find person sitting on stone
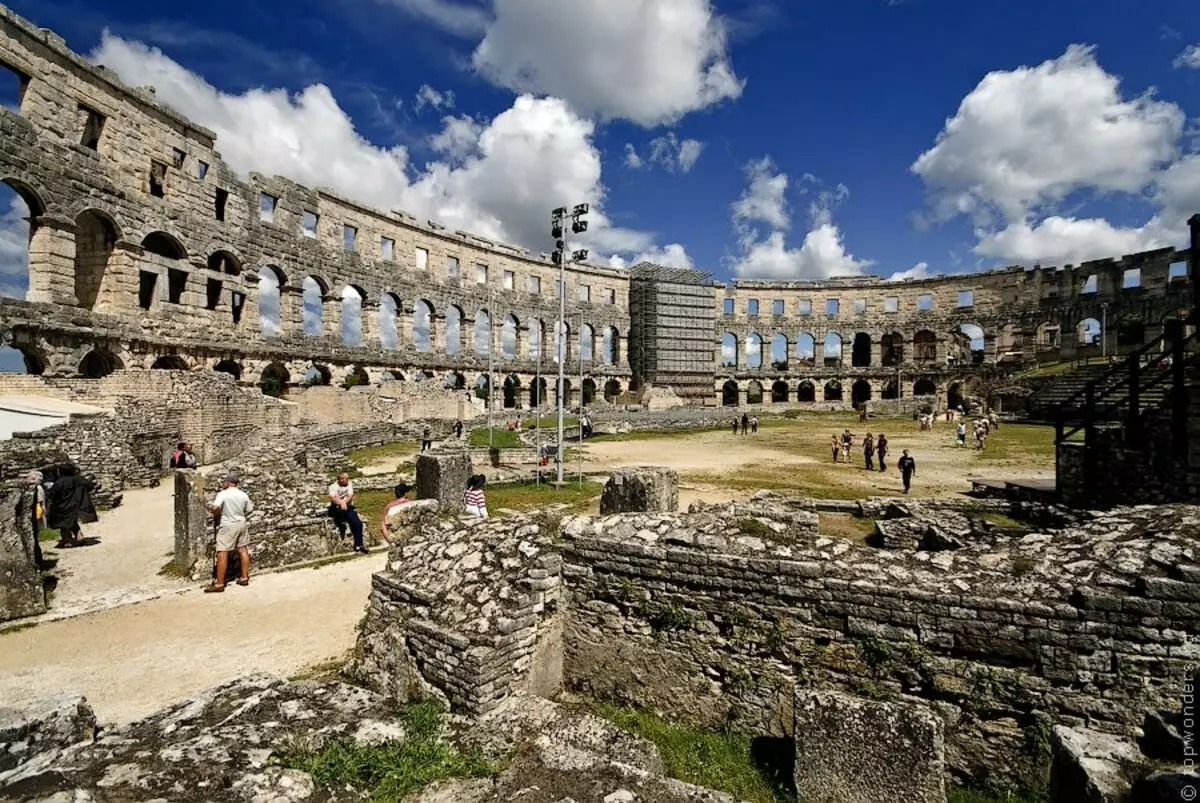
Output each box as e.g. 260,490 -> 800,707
379,482 -> 412,544
463,474 -> 488,518
327,472 -> 366,553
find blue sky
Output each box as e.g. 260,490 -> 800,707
2,0 -> 1200,302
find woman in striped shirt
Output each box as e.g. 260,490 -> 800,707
463,475 -> 488,518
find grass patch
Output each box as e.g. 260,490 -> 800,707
819,512 -> 876,543
524,415 -> 579,430
279,700 -> 494,800
689,463 -> 882,501
469,428 -> 524,449
976,511 -> 1028,529
158,561 -> 191,579
586,427 -> 725,443
487,479 -> 604,516
738,518 -> 772,537
973,424 -> 1056,463
1,621 -> 39,635
38,528 -> 60,542
289,653 -> 350,682
588,703 -> 793,803
346,441 -> 419,467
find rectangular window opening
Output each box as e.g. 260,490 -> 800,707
723,298 -> 734,315
78,104 -> 105,150
772,299 -> 784,316
380,236 -> 395,261
167,268 -> 187,304
149,161 -> 167,198
825,298 -> 839,316
197,160 -> 209,180
446,256 -> 459,278
301,210 -> 319,238
415,247 -> 428,271
957,290 -> 974,308
798,299 -> 812,316
918,294 -> 933,311
854,299 -> 867,315
344,225 -> 358,252
1168,261 -> 1188,282
231,291 -> 245,324
259,192 -> 277,223
1122,268 -> 1141,289
555,279 -> 563,297
748,299 -> 760,315
503,270 -> 515,290
0,61 -> 31,113
138,271 -> 157,310
884,296 -> 899,313
1081,275 -> 1097,294
605,288 -> 615,305
206,278 -> 222,310
214,188 -> 228,222
529,275 -> 541,294
171,147 -> 186,170
578,283 -> 590,302
477,264 -> 488,285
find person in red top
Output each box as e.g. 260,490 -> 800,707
463,475 -> 488,518
379,482 -> 412,544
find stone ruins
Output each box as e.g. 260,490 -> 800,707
1,3 -> 1199,802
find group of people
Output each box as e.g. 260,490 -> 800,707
830,430 -> 917,492
956,416 -> 995,449
168,443 -> 197,468
731,413 -> 759,435
22,463 -> 99,561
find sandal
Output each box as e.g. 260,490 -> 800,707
203,584 -> 225,593
236,578 -> 249,586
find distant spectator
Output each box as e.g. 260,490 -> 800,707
464,474 -> 488,518
169,442 -> 196,469
421,426 -> 433,452
876,434 -> 889,472
732,417 -> 739,436
898,450 -> 917,494
23,470 -> 46,568
328,472 -> 366,553
379,482 -> 412,544
831,434 -> 841,463
750,416 -> 758,434
863,433 -> 875,471
740,413 -> 749,435
47,464 -> 98,549
956,421 -> 967,447
453,421 -> 464,439
205,475 -> 253,592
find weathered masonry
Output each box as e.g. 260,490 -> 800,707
0,3 -> 1193,412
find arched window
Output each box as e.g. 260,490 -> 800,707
770,333 -> 788,368
721,379 -> 739,406
413,300 -> 434,352
721,333 -> 738,368
796,333 -> 815,366
378,293 -> 400,349
797,381 -> 816,403
746,334 -> 763,369
528,318 -> 543,360
340,286 -> 364,346
301,276 -> 327,336
445,305 -> 462,355
824,333 -> 843,368
258,266 -> 285,337
501,314 -> 519,358
580,324 -> 595,362
851,333 -> 871,367
474,309 -> 491,356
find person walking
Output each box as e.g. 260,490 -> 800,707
453,421 -> 463,439
956,421 -> 967,447
740,413 -> 749,435
832,434 -> 841,463
841,429 -> 853,462
421,426 -> 433,452
46,464 -> 98,548
750,416 -> 758,434
464,475 -> 488,518
863,433 -> 875,471
22,470 -> 46,569
379,482 -> 412,544
898,450 -> 917,494
328,473 -> 367,553
732,417 -> 739,436
876,434 -> 889,472
204,475 -> 253,592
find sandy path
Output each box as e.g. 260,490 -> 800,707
0,552 -> 383,725
580,434 -> 819,473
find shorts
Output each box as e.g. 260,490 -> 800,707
216,521 -> 250,551
464,504 -> 488,518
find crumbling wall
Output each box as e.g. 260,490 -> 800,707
0,483 -> 46,622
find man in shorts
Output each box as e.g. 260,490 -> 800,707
205,475 -> 253,593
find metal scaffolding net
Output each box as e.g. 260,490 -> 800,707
628,263 -> 717,399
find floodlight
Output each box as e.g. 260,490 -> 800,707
572,219 -> 588,234
572,249 -> 588,262
552,206 -> 568,217
572,203 -> 589,216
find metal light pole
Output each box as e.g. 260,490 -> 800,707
550,204 -> 589,484
1101,303 -> 1108,359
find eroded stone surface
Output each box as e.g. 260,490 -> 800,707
599,467 -> 679,515
0,695 -> 95,775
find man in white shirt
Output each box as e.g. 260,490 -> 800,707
205,475 -> 254,593
328,473 -> 366,553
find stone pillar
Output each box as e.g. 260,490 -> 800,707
173,470 -> 212,579
794,690 -> 946,803
0,486 -> 46,623
415,452 -> 473,511
26,215 -> 78,306
357,301 -> 373,347
599,466 -> 679,514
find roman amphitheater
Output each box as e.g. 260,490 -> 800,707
3,5 -> 1200,803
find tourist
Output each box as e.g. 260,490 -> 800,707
831,434 -> 840,462
988,411 -> 999,430
453,421 -> 464,439
379,482 -> 412,544
464,474 -> 488,518
204,475 -> 253,592
750,416 -> 758,434
421,426 -> 433,452
863,433 -> 875,471
328,472 -> 367,553
169,442 -> 197,469
23,470 -> 46,568
46,464 -> 98,549
876,434 -> 889,471
898,450 -> 916,494
740,413 -> 749,435
841,429 -> 853,462
732,417 -> 740,436
955,421 -> 967,447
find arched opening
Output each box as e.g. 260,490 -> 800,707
913,378 -> 937,397
528,318 -> 544,360
881,332 -> 903,366
344,365 -> 369,387
580,323 -> 595,362
795,333 -> 815,367
720,333 -> 738,368
851,379 -> 872,408
78,348 -> 123,378
770,333 -> 788,369
0,183 -> 40,341
444,371 -> 466,390
948,382 -> 964,411
503,374 -> 520,409
1077,317 -> 1101,347
475,373 -> 491,401
1115,315 -> 1145,348
880,378 -> 898,400
1036,322 -> 1062,349
381,370 -> 405,382
302,364 -> 332,386
74,210 -> 118,310
747,380 -> 764,404
582,377 -> 597,405
555,377 -> 572,406
444,305 -> 462,355
553,320 -> 571,364
378,292 -> 400,349
957,324 -> 985,365
151,355 -> 189,370
746,333 -> 763,369
771,379 -> 789,403
213,359 -> 242,380
603,379 -> 622,403
823,333 -> 842,368
914,330 -> 937,363
413,300 -> 434,352
823,380 -> 842,402
502,314 -> 520,359
474,309 -> 492,356
0,344 -> 47,376
259,362 -> 289,396
207,250 -> 241,276
301,276 -> 328,336
721,379 -> 739,406
601,327 -> 620,365
851,333 -> 871,367
258,266 -> 285,337
340,285 -> 364,347
530,377 -> 548,407
797,381 -> 815,403
141,231 -> 186,260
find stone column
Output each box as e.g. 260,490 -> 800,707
99,244 -> 139,314
26,215 -> 78,306
415,452 -> 473,511
358,301 -> 373,347
173,470 -> 212,580
599,467 -> 679,513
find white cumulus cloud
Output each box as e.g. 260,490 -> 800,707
473,0 -> 743,126
0,193 -> 29,299
887,262 -> 932,282
1174,44 -> 1200,69
973,217 -> 1174,266
625,133 -> 705,173
89,33 -> 675,269
608,243 -> 693,270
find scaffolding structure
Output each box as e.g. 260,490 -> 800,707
628,263 -> 717,400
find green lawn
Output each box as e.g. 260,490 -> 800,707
973,423 -> 1056,463
487,479 -> 604,516
524,415 -> 579,430
469,428 -> 524,449
346,441 -> 418,466
586,427 -> 725,443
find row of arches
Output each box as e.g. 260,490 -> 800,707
719,377 -> 951,407
720,329 -> 969,370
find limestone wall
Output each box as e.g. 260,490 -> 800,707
0,483 -> 45,622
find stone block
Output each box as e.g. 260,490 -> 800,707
172,469 -> 210,579
0,486 -> 46,623
416,452 -> 474,511
0,694 -> 96,773
793,690 -> 946,803
1049,725 -> 1144,803
599,466 -> 679,514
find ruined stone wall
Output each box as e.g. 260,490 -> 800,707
559,499 -> 1200,785
0,482 -> 45,622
